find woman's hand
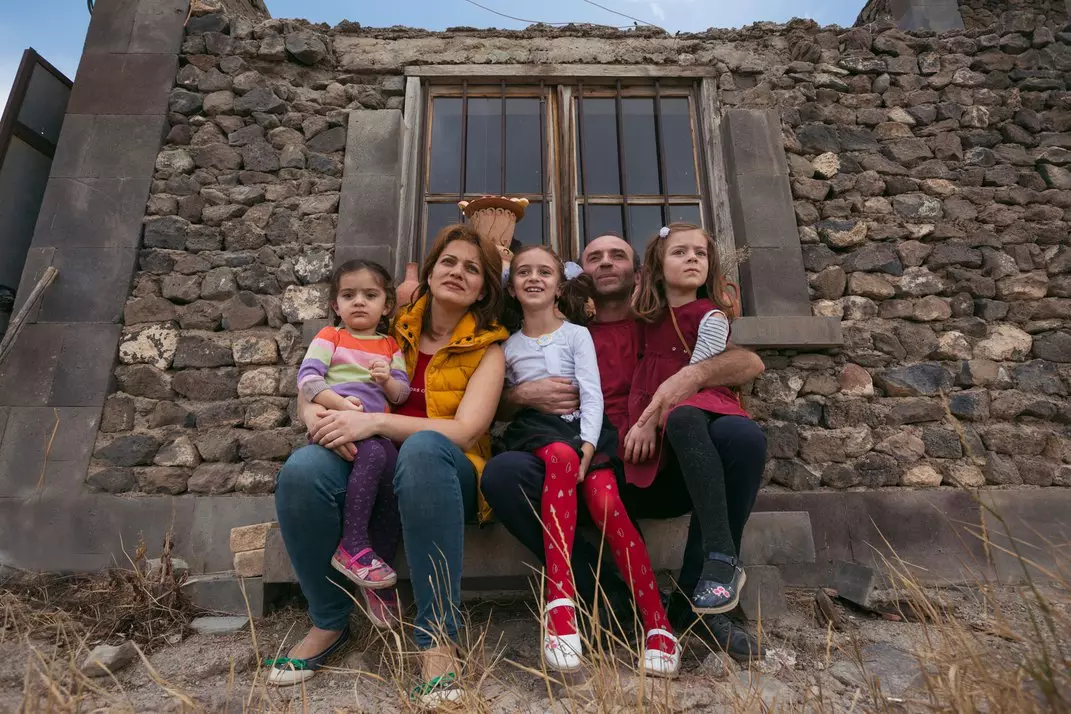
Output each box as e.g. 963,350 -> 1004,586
310,410 -> 382,450
623,422 -> 657,464
578,442 -> 595,482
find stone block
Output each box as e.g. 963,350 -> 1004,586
739,511 -> 816,566
182,574 -> 264,616
738,565 -> 788,622
337,173 -> 398,252
0,324 -> 63,406
67,53 -> 178,115
831,560 -> 879,608
726,173 -> 799,250
129,0 -> 189,54
721,109 -> 786,177
230,522 -> 276,553
0,407 -> 101,498
48,324 -> 122,407
33,177 -> 153,250
50,114 -> 167,180
35,248 -> 138,324
738,248 -> 812,317
190,615 -> 249,635
234,549 -> 265,577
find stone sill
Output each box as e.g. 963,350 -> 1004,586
731,315 -> 843,350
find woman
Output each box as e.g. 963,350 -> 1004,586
270,224 -> 507,706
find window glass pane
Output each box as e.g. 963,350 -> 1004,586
581,204 -> 623,244
505,98 -> 543,195
628,205 -> 665,248
668,203 -> 702,227
621,98 -> 660,196
465,98 -> 502,195
578,98 -> 620,196
661,98 -> 698,195
428,98 -> 462,194
512,202 -> 545,247
424,203 -> 463,257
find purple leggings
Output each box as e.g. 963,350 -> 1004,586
339,437 -> 400,561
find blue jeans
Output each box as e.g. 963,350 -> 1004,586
275,431 -> 476,649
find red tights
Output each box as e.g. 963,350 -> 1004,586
535,442 -> 673,653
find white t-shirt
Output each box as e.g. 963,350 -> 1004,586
503,321 -> 603,447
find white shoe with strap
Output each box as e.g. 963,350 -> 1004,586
543,598 -> 583,672
642,628 -> 681,678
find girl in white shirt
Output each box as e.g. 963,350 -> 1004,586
500,245 -> 680,678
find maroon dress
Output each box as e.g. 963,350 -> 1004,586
624,298 -> 749,488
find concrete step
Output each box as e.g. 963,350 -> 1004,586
263,511 -> 817,586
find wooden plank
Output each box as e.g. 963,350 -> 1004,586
557,84 -> 575,258
699,77 -> 739,288
405,64 -> 717,81
395,76 -> 424,274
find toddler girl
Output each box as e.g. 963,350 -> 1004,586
297,259 -> 410,594
501,245 -> 680,678
624,223 -> 750,616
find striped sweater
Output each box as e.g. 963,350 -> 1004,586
297,326 -> 410,414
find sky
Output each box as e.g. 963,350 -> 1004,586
0,0 -> 859,116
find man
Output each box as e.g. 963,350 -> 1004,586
481,234 -> 768,659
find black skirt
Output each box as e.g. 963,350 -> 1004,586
501,408 -> 619,469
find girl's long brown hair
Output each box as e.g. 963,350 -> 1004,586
632,222 -> 740,323
502,245 -> 595,333
405,223 -> 504,334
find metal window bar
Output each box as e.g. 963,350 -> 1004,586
576,82 -> 589,233
654,80 -> 670,226
613,80 -> 631,241
459,80 -> 469,207
500,80 -> 507,194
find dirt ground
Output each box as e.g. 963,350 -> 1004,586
3,576 -> 1068,713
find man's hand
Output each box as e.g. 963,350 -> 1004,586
369,360 -> 391,385
578,442 -> 595,482
507,377 -> 580,416
623,422 -> 657,464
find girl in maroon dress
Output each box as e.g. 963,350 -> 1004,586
623,223 -> 750,616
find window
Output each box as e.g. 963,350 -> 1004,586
574,83 -> 706,251
419,83 -> 554,256
415,78 -> 709,260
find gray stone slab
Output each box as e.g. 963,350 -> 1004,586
301,319 -> 330,348
36,247 -> 138,323
730,316 -> 843,349
831,560 -> 879,608
190,615 -> 249,634
896,0 -> 964,31
753,492 -> 855,587
343,109 -> 401,179
128,0 -> 188,54
182,574 -> 264,616
738,565 -> 788,622
726,173 -> 798,250
262,526 -> 292,583
11,247 -> 55,319
740,511 -> 816,566
187,494 -> 277,572
721,109 -> 787,178
82,0 -> 139,54
49,323 -> 122,406
0,323 -> 64,406
50,114 -> 167,179
738,247 -> 812,317
67,53 -> 178,115
0,407 -> 101,498
33,178 -> 153,249
829,642 -> 925,700
337,173 -> 399,250
980,489 -> 1071,584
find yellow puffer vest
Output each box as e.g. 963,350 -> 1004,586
392,295 -> 509,524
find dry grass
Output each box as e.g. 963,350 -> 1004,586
2,510 -> 1069,713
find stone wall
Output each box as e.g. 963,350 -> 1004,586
958,0 -> 1068,32
87,7 -> 1070,497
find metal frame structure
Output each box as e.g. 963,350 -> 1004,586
0,48 -> 72,163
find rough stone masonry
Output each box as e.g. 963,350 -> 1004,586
87,1 -> 1070,501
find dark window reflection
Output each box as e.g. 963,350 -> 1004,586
506,98 -> 543,195
578,98 -> 620,195
621,98 -> 659,195
660,98 -> 698,195
428,98 -> 462,194
512,202 -> 544,247
424,203 -> 463,257
582,205 -> 624,244
628,205 -> 665,248
668,204 -> 702,226
465,98 -> 502,195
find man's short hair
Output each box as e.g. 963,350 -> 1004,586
585,233 -> 641,272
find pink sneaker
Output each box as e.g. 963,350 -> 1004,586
361,586 -> 399,629
331,546 -> 397,589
